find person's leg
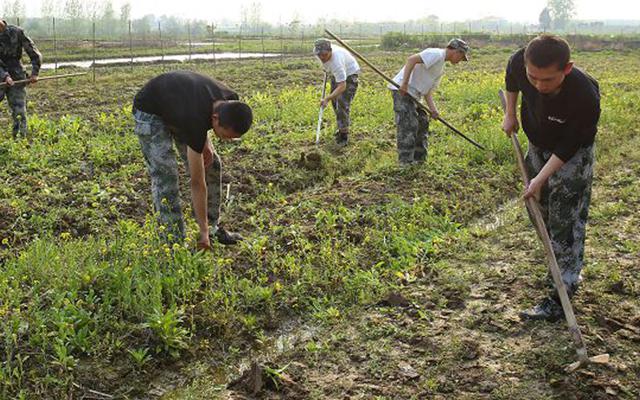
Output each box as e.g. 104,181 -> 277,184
6,83 -> 28,138
205,149 -> 243,244
392,91 -> 419,165
520,143 -> 595,321
546,145 -> 595,296
134,110 -> 184,242
524,142 -> 552,229
414,108 -> 430,163
334,75 -> 358,146
329,76 -> 338,129
205,149 -> 223,228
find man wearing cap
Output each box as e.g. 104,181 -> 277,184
0,19 -> 41,138
389,39 -> 469,165
502,35 -> 600,321
314,38 -> 361,146
133,70 -> 253,250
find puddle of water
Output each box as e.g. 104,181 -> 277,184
41,52 -> 281,70
180,42 -> 224,46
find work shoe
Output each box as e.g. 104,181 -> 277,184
519,297 -> 564,322
335,130 -> 348,147
213,226 -> 244,245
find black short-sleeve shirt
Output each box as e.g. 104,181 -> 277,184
133,70 -> 239,153
505,48 -> 600,162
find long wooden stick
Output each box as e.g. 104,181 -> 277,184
498,90 -> 608,371
0,72 -> 87,87
316,72 -> 328,145
324,29 -> 485,151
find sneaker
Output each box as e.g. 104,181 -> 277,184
335,131 -> 348,147
519,297 -> 564,322
213,226 -> 244,245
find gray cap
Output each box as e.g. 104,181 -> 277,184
447,38 -> 470,61
313,38 -> 332,55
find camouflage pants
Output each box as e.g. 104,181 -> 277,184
525,142 -> 595,296
392,91 -> 429,164
133,109 -> 222,242
4,70 -> 28,137
330,74 -> 358,133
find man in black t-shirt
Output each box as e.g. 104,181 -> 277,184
133,71 -> 253,250
502,35 -> 600,321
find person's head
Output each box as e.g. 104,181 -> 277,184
211,100 -> 253,140
314,38 -> 332,63
446,38 -> 470,64
524,35 -> 573,95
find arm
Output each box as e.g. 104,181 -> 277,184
502,90 -> 520,136
423,91 -> 439,119
19,29 -> 42,81
321,81 -> 346,106
502,54 -> 521,136
187,146 -> 210,248
524,155 -> 564,201
399,54 -> 423,95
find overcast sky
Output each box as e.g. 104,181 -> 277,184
19,0 -> 640,24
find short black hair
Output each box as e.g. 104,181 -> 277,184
524,35 -> 571,70
216,101 -> 253,136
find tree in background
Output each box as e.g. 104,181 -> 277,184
101,0 -> 115,21
84,0 -> 101,20
64,0 -> 83,33
2,0 -> 26,22
547,0 -> 575,30
539,7 -> 552,32
120,2 -> 131,25
41,0 -> 55,17
249,2 -> 262,34
288,12 -> 301,36
132,14 -> 154,40
101,0 -> 116,35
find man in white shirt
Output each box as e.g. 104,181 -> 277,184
389,38 -> 469,165
314,38 -> 361,146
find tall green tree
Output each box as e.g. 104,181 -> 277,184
63,0 -> 82,19
64,0 -> 83,34
120,2 -> 131,24
2,0 -> 26,21
41,0 -> 58,18
547,0 -> 575,30
539,7 -> 552,32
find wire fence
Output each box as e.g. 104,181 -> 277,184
7,17 -> 640,81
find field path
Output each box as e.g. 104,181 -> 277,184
216,133 -> 640,399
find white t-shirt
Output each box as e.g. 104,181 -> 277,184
389,48 -> 446,98
319,45 -> 361,83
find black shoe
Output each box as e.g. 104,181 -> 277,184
213,227 -> 244,245
519,297 -> 564,322
335,131 -> 348,147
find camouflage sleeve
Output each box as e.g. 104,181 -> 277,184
19,28 -> 42,76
